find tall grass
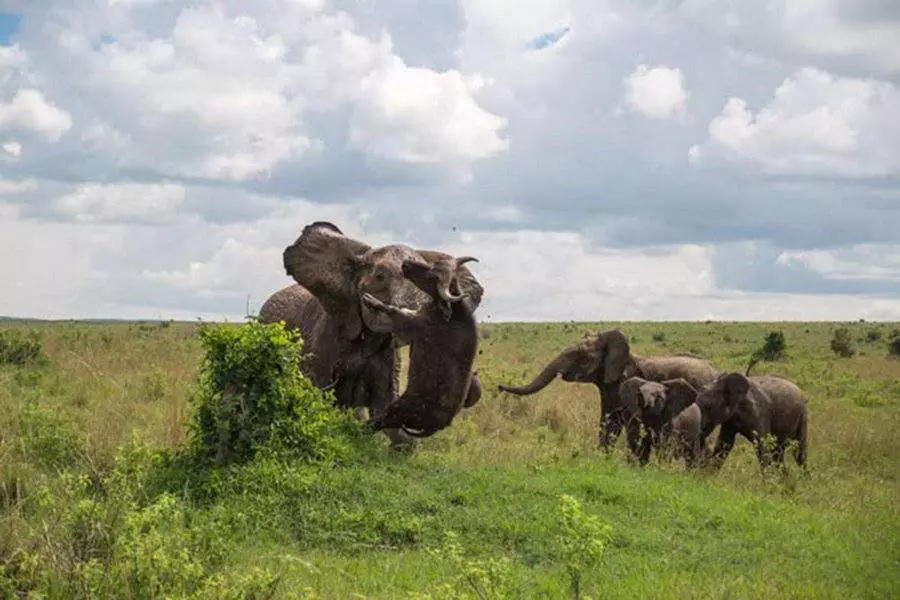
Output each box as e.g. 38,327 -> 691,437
1,319 -> 898,598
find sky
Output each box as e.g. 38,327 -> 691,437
0,0 -> 898,322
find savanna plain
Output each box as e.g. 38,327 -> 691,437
1,319 -> 898,599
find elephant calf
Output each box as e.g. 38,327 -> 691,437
618,376 -> 698,465
363,255 -> 481,438
695,373 -> 809,471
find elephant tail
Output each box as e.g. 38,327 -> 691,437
745,354 -> 760,376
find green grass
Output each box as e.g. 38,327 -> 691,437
1,320 -> 899,598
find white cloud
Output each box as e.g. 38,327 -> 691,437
1,0 -> 899,321
624,64 -> 688,119
2,140 -> 22,157
349,62 -> 508,164
0,89 -> 73,141
690,68 -> 900,177
679,0 -> 900,80
14,0 -> 506,183
778,245 -> 900,282
0,178 -> 36,195
54,183 -> 187,225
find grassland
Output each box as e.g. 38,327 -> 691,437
1,319 -> 899,598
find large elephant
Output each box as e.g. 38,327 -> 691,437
363,255 -> 481,437
693,372 -> 809,471
617,376 -> 698,465
497,329 -> 721,448
260,221 -> 483,447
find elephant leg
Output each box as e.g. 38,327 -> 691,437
597,382 -> 623,450
684,439 -> 698,469
711,425 -> 738,470
635,429 -> 653,466
463,372 -> 482,408
772,441 -> 787,467
600,412 -> 626,450
795,414 -> 808,471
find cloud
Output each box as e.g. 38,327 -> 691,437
54,182 -> 186,225
679,0 -> 900,81
7,0 -> 506,185
0,177 -> 34,194
0,89 -> 72,141
2,139 -> 20,156
690,68 -> 900,177
348,59 -> 508,165
1,0 -> 899,321
778,245 -> 900,282
624,64 -> 688,119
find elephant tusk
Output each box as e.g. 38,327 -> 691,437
321,377 -> 340,391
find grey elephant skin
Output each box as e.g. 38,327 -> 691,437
669,404 -> 705,467
497,328 -> 721,448
363,255 -> 482,437
260,221 -> 484,446
618,376 -> 698,465
695,373 -> 809,471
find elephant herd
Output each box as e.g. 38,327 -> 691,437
499,329 -> 809,471
261,221 -> 809,471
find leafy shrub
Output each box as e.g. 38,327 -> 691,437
830,328 -> 857,358
557,495 -> 611,600
19,402 -> 84,472
189,319 -> 364,466
751,331 -> 787,363
651,332 -> 666,342
0,329 -> 43,366
414,531 -> 518,600
889,333 -> 900,358
865,329 -> 882,343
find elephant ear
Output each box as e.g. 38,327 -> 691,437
283,221 -> 370,339
661,378 -> 698,422
618,376 -> 646,418
602,328 -> 632,384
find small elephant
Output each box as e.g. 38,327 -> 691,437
362,255 -> 481,438
618,376 -> 698,465
695,373 -> 809,471
668,404 -> 706,468
497,328 -> 721,449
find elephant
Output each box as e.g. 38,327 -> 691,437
363,255 -> 481,437
260,221 -> 484,448
669,404 -> 705,468
497,328 -> 721,449
617,376 -> 698,465
694,372 -> 809,471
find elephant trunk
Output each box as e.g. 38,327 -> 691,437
436,256 -> 479,303
498,351 -> 574,395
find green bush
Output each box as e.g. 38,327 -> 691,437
830,328 -> 857,358
189,319 -> 364,466
865,329 -> 882,343
0,329 -> 43,366
752,331 -> 787,362
889,333 -> 900,358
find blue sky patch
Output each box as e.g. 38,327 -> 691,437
528,26 -> 570,51
0,12 -> 21,46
